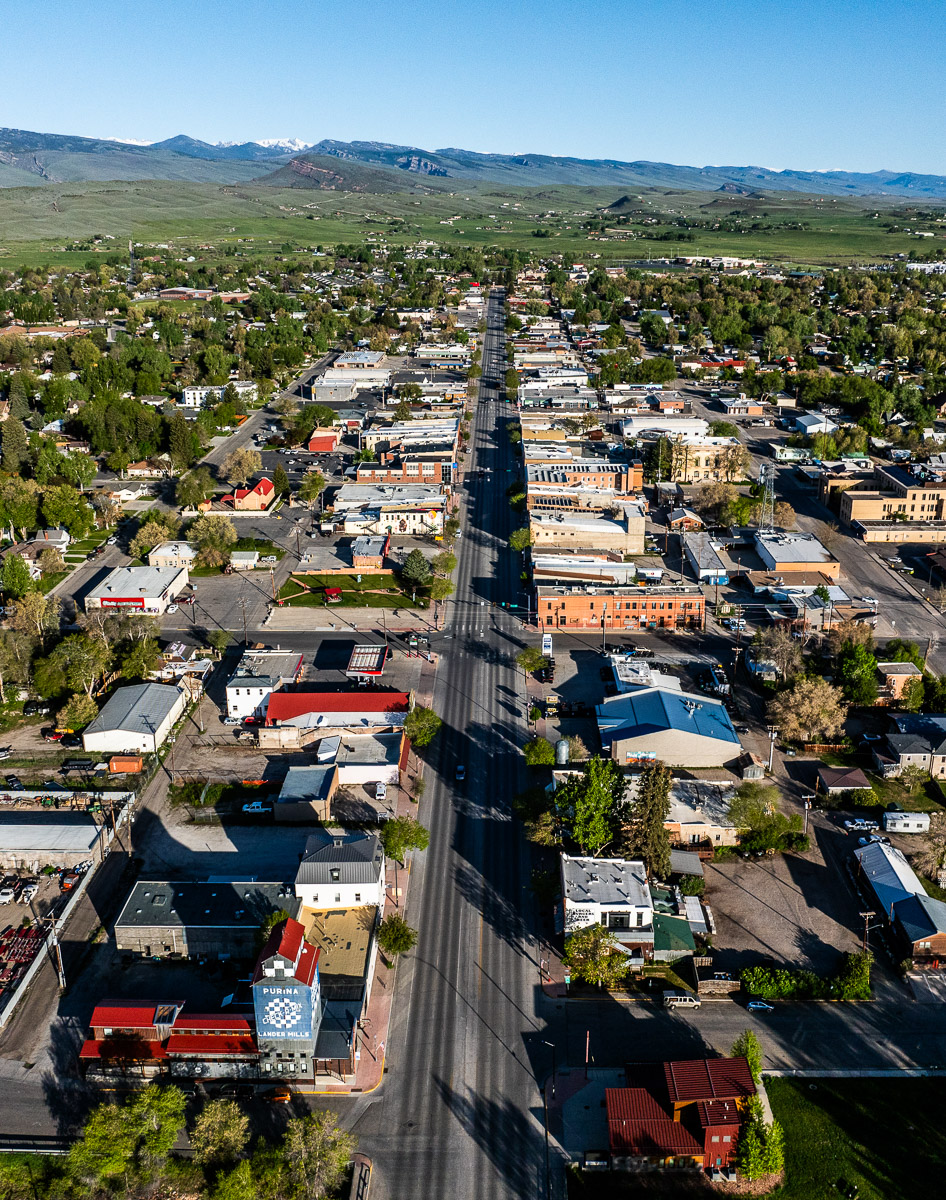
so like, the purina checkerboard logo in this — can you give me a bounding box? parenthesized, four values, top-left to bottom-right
(254, 984, 315, 1040)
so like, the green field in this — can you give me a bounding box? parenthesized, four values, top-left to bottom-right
(0, 178, 941, 268)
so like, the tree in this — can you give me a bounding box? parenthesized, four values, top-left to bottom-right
(1, 418, 28, 474)
(222, 447, 262, 489)
(129, 513, 181, 559)
(377, 912, 418, 959)
(298, 471, 326, 509)
(523, 736, 556, 766)
(209, 628, 234, 654)
(119, 636, 162, 681)
(755, 626, 802, 679)
(37, 545, 65, 576)
(731, 1028, 764, 1087)
(283, 1112, 355, 1200)
(1, 554, 35, 601)
(61, 451, 96, 493)
(768, 676, 846, 744)
(516, 646, 549, 675)
(774, 500, 796, 529)
(400, 548, 431, 587)
(692, 480, 736, 519)
(914, 811, 946, 882)
(57, 693, 98, 730)
(620, 759, 672, 878)
(10, 591, 60, 643)
(0, 477, 39, 542)
(190, 1099, 249, 1166)
(562, 923, 630, 988)
(0, 631, 32, 703)
(736, 1098, 784, 1181)
(431, 551, 456, 576)
(380, 815, 430, 863)
(47, 633, 111, 696)
(271, 462, 291, 498)
(429, 577, 454, 603)
(509, 526, 532, 552)
(68, 1085, 187, 1195)
(505, 368, 520, 395)
(393, 400, 413, 421)
(210, 1161, 257, 1200)
(404, 704, 441, 748)
(554, 757, 624, 856)
(42, 484, 93, 539)
(900, 675, 925, 712)
(176, 466, 215, 509)
(190, 512, 238, 567)
(837, 641, 878, 705)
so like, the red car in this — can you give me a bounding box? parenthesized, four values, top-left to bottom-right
(42, 729, 64, 742)
(243, 716, 259, 726)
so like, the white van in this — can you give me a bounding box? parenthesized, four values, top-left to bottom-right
(663, 990, 701, 1009)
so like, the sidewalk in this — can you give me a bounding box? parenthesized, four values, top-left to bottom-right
(308, 632, 440, 1095)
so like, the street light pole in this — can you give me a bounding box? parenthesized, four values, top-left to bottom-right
(601, 603, 607, 654)
(767, 726, 778, 773)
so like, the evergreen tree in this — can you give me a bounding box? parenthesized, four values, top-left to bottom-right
(400, 548, 431, 587)
(272, 462, 291, 497)
(623, 759, 673, 878)
(730, 1029, 764, 1086)
(168, 412, 195, 470)
(51, 340, 72, 374)
(1, 418, 29, 474)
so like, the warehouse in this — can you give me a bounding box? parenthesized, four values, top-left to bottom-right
(85, 566, 189, 614)
(0, 812, 104, 870)
(83, 683, 187, 754)
(597, 687, 740, 768)
(114, 879, 299, 959)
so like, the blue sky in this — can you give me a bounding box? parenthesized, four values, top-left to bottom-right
(5, 0, 946, 173)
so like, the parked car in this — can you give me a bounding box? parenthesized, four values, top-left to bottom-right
(242, 801, 272, 816)
(5, 776, 23, 791)
(266, 1084, 293, 1104)
(243, 716, 259, 726)
(166, 604, 178, 614)
(23, 700, 52, 717)
(375, 782, 387, 801)
(663, 990, 701, 1009)
(20, 884, 37, 904)
(0, 888, 14, 905)
(106, 537, 118, 546)
(0, 749, 10, 761)
(747, 1001, 774, 1012)
(859, 834, 891, 846)
(223, 717, 240, 726)
(455, 765, 466, 782)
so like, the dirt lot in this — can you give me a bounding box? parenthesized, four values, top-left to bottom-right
(705, 818, 864, 977)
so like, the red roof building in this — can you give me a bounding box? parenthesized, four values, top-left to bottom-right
(223, 477, 275, 511)
(264, 691, 410, 727)
(607, 1057, 755, 1172)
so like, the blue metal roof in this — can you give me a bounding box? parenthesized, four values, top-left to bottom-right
(596, 687, 739, 747)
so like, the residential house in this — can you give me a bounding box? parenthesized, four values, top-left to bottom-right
(876, 661, 923, 704)
(873, 713, 946, 778)
(854, 841, 946, 966)
(816, 766, 873, 795)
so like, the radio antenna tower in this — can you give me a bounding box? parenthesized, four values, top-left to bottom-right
(758, 463, 776, 530)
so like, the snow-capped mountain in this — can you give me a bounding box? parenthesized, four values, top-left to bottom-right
(219, 137, 311, 153)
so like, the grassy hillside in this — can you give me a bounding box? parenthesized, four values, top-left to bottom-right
(254, 154, 440, 193)
(0, 177, 940, 269)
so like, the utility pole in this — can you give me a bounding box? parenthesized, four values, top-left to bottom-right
(767, 725, 778, 773)
(601, 603, 608, 653)
(238, 595, 249, 646)
(859, 910, 875, 954)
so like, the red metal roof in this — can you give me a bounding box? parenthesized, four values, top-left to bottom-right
(663, 1057, 755, 1104)
(79, 1038, 167, 1060)
(606, 1091, 703, 1158)
(253, 918, 319, 985)
(697, 1100, 743, 1129)
(171, 1014, 252, 1033)
(165, 1034, 257, 1057)
(89, 1004, 159, 1029)
(265, 691, 409, 724)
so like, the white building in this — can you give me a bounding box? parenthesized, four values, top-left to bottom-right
(225, 648, 305, 719)
(294, 831, 385, 911)
(181, 381, 258, 409)
(147, 542, 198, 571)
(561, 854, 653, 935)
(85, 566, 189, 614)
(82, 683, 187, 754)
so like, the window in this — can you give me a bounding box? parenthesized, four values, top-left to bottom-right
(723, 1136, 731, 1143)
(335, 893, 341, 903)
(330, 868, 340, 882)
(711, 1136, 720, 1143)
(354, 893, 361, 903)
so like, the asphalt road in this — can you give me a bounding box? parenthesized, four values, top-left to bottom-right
(329, 291, 552, 1199)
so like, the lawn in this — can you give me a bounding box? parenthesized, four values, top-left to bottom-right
(766, 1077, 946, 1199)
(278, 573, 426, 608)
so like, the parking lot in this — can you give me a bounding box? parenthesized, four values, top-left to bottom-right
(705, 818, 865, 978)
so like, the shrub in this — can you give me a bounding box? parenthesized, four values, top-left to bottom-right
(679, 875, 705, 896)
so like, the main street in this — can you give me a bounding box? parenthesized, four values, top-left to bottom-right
(329, 290, 552, 1198)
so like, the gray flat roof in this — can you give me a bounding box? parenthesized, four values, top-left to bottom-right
(277, 765, 336, 805)
(561, 854, 649, 908)
(86, 566, 186, 601)
(0, 811, 101, 853)
(116, 879, 298, 930)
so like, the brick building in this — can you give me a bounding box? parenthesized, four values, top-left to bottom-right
(535, 585, 704, 632)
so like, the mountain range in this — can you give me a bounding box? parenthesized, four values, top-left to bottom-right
(3, 126, 946, 200)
